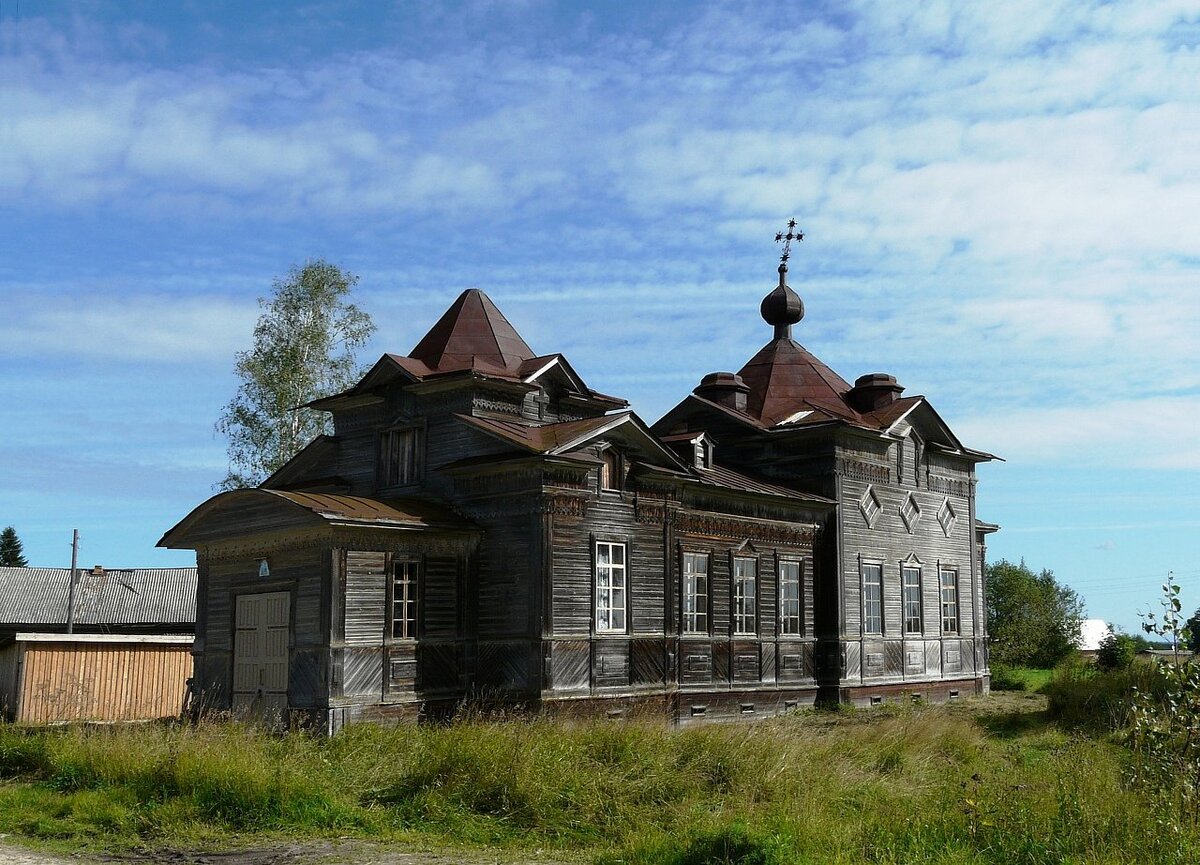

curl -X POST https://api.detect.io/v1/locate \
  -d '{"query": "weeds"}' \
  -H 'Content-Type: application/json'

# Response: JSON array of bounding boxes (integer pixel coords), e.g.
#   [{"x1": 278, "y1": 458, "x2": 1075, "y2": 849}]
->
[{"x1": 0, "y1": 700, "x2": 1198, "y2": 863}]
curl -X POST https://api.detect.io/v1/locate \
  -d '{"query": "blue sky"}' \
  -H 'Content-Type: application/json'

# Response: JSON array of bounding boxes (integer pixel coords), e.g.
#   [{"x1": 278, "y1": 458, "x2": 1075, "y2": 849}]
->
[{"x1": 1, "y1": 1, "x2": 1197, "y2": 635}]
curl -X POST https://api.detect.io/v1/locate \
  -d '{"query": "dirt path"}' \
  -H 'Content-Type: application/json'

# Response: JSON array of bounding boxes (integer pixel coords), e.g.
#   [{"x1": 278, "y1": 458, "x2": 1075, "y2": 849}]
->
[{"x1": 0, "y1": 839, "x2": 581, "y2": 865}]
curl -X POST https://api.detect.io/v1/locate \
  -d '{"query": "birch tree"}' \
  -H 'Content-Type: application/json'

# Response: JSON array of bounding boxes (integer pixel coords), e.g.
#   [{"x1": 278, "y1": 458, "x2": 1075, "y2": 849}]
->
[{"x1": 216, "y1": 260, "x2": 375, "y2": 490}]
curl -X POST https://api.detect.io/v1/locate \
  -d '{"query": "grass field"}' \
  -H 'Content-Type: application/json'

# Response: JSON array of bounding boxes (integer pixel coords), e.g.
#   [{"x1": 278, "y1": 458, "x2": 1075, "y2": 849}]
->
[{"x1": 0, "y1": 691, "x2": 1195, "y2": 865}]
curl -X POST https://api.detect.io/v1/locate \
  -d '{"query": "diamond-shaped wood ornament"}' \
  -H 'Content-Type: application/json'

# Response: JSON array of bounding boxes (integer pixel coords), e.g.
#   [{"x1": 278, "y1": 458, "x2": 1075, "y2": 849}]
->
[
  {"x1": 859, "y1": 485, "x2": 882, "y2": 528},
  {"x1": 899, "y1": 492, "x2": 922, "y2": 533},
  {"x1": 937, "y1": 498, "x2": 958, "y2": 536}
]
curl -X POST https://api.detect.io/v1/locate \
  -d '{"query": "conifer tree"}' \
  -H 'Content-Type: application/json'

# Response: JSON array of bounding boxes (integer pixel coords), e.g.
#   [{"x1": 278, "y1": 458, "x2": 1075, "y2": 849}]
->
[{"x1": 0, "y1": 526, "x2": 28, "y2": 567}]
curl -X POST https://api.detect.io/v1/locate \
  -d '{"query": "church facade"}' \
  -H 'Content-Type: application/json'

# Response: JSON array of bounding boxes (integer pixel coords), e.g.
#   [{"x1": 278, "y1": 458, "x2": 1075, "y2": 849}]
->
[{"x1": 161, "y1": 253, "x2": 997, "y2": 731}]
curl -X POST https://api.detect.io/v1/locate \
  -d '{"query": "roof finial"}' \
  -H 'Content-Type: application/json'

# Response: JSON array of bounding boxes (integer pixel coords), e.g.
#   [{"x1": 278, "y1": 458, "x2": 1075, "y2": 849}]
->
[
  {"x1": 774, "y1": 218, "x2": 804, "y2": 276},
  {"x1": 762, "y1": 218, "x2": 805, "y2": 338}
]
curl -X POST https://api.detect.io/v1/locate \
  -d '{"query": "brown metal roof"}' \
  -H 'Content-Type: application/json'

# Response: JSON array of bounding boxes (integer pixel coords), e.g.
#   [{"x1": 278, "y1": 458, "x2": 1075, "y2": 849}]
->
[
  {"x1": 692, "y1": 464, "x2": 833, "y2": 502},
  {"x1": 409, "y1": 288, "x2": 535, "y2": 375},
  {"x1": 0, "y1": 567, "x2": 196, "y2": 629},
  {"x1": 263, "y1": 490, "x2": 472, "y2": 528},
  {"x1": 456, "y1": 412, "x2": 630, "y2": 454},
  {"x1": 737, "y1": 337, "x2": 859, "y2": 427}
]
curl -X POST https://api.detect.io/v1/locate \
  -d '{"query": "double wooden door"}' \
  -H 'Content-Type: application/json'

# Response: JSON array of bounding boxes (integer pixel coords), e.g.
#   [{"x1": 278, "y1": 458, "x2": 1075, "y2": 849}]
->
[{"x1": 233, "y1": 592, "x2": 290, "y2": 723}]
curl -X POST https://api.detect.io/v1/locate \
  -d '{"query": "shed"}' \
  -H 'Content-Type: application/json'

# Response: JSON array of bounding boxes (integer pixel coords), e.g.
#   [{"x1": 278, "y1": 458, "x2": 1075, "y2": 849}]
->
[{"x1": 0, "y1": 633, "x2": 193, "y2": 723}]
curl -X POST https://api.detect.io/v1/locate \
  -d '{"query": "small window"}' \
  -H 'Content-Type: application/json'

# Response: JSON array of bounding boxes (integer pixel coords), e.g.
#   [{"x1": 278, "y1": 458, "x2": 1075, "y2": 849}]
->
[
  {"x1": 902, "y1": 565, "x2": 922, "y2": 634},
  {"x1": 381, "y1": 427, "x2": 420, "y2": 486},
  {"x1": 941, "y1": 568, "x2": 960, "y2": 634},
  {"x1": 595, "y1": 541, "x2": 627, "y2": 633},
  {"x1": 863, "y1": 562, "x2": 883, "y2": 635},
  {"x1": 733, "y1": 556, "x2": 757, "y2": 635},
  {"x1": 682, "y1": 552, "x2": 709, "y2": 634},
  {"x1": 779, "y1": 559, "x2": 802, "y2": 635},
  {"x1": 391, "y1": 559, "x2": 418, "y2": 639},
  {"x1": 600, "y1": 449, "x2": 622, "y2": 490}
]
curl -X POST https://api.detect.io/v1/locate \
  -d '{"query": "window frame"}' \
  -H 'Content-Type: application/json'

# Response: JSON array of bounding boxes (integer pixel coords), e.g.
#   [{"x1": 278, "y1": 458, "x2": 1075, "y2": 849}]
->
[
  {"x1": 862, "y1": 560, "x2": 884, "y2": 636},
  {"x1": 594, "y1": 540, "x2": 628, "y2": 634},
  {"x1": 732, "y1": 555, "x2": 758, "y2": 636},
  {"x1": 599, "y1": 447, "x2": 623, "y2": 492},
  {"x1": 681, "y1": 550, "x2": 710, "y2": 635},
  {"x1": 379, "y1": 425, "x2": 423, "y2": 488},
  {"x1": 778, "y1": 558, "x2": 803, "y2": 636},
  {"x1": 940, "y1": 567, "x2": 960, "y2": 635},
  {"x1": 902, "y1": 564, "x2": 923, "y2": 635},
  {"x1": 390, "y1": 558, "x2": 419, "y2": 640}
]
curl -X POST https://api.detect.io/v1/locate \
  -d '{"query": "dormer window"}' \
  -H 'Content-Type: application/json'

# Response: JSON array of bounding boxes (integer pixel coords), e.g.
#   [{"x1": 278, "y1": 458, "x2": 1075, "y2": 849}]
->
[
  {"x1": 694, "y1": 436, "x2": 714, "y2": 470},
  {"x1": 380, "y1": 427, "x2": 421, "y2": 487},
  {"x1": 600, "y1": 448, "x2": 623, "y2": 491}
]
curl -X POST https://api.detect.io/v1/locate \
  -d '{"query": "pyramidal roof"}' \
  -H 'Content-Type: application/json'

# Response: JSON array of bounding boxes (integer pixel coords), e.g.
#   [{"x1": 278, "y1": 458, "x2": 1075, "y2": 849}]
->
[
  {"x1": 737, "y1": 337, "x2": 857, "y2": 426},
  {"x1": 409, "y1": 288, "x2": 535, "y2": 375}
]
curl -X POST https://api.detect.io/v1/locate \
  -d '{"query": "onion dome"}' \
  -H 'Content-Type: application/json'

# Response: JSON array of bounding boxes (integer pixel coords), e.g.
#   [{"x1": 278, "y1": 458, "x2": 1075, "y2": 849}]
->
[{"x1": 760, "y1": 262, "x2": 804, "y2": 339}]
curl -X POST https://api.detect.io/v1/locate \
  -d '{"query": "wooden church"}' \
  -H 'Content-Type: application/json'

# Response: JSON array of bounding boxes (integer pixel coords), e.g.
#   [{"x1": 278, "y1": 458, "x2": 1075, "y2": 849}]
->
[{"x1": 161, "y1": 240, "x2": 997, "y2": 731}]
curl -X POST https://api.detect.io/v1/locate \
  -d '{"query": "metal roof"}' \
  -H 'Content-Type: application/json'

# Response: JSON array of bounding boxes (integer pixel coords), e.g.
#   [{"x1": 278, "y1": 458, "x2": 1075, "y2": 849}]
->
[{"x1": 0, "y1": 567, "x2": 196, "y2": 628}]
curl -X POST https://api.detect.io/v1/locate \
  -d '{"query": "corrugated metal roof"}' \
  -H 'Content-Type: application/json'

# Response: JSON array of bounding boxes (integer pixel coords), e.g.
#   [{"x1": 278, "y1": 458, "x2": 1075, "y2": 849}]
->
[{"x1": 0, "y1": 567, "x2": 196, "y2": 628}]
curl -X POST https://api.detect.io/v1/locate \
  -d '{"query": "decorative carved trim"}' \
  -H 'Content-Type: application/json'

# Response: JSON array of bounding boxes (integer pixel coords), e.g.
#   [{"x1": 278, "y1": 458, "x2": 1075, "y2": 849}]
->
[
  {"x1": 540, "y1": 493, "x2": 589, "y2": 517},
  {"x1": 635, "y1": 500, "x2": 669, "y2": 525},
  {"x1": 928, "y1": 474, "x2": 971, "y2": 497},
  {"x1": 198, "y1": 527, "x2": 477, "y2": 561},
  {"x1": 836, "y1": 458, "x2": 891, "y2": 484},
  {"x1": 675, "y1": 511, "x2": 817, "y2": 546}
]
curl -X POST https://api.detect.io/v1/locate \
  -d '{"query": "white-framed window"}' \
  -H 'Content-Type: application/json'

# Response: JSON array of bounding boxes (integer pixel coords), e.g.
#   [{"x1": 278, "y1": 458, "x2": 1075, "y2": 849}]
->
[
  {"x1": 863, "y1": 562, "x2": 883, "y2": 635},
  {"x1": 595, "y1": 541, "x2": 627, "y2": 633},
  {"x1": 733, "y1": 556, "x2": 757, "y2": 635},
  {"x1": 779, "y1": 559, "x2": 802, "y2": 635},
  {"x1": 682, "y1": 551, "x2": 709, "y2": 634},
  {"x1": 381, "y1": 427, "x2": 420, "y2": 486},
  {"x1": 391, "y1": 559, "x2": 419, "y2": 639},
  {"x1": 941, "y1": 567, "x2": 959, "y2": 634},
  {"x1": 902, "y1": 565, "x2": 922, "y2": 634}
]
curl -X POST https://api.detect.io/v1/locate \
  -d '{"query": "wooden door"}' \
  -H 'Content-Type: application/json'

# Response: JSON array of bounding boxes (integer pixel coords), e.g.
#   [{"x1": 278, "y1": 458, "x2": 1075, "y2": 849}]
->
[{"x1": 233, "y1": 592, "x2": 290, "y2": 724}]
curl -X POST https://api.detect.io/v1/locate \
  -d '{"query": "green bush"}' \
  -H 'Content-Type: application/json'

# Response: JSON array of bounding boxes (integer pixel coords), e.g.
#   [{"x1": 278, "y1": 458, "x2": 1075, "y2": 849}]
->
[{"x1": 1096, "y1": 631, "x2": 1138, "y2": 670}]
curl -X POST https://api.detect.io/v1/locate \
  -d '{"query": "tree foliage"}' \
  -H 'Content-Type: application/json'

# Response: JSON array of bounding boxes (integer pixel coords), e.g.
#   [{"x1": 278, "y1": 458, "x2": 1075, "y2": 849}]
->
[
  {"x1": 0, "y1": 526, "x2": 27, "y2": 567},
  {"x1": 1185, "y1": 606, "x2": 1200, "y2": 655},
  {"x1": 1096, "y1": 628, "x2": 1138, "y2": 671},
  {"x1": 986, "y1": 558, "x2": 1084, "y2": 668},
  {"x1": 216, "y1": 260, "x2": 375, "y2": 490}
]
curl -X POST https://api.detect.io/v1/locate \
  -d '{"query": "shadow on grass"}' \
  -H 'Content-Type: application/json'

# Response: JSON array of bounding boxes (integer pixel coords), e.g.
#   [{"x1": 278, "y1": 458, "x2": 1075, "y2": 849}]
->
[{"x1": 976, "y1": 708, "x2": 1052, "y2": 739}]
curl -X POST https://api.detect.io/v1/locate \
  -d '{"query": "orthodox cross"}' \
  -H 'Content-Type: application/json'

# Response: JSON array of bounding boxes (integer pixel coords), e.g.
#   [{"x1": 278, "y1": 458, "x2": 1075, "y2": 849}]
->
[{"x1": 775, "y1": 218, "x2": 804, "y2": 265}]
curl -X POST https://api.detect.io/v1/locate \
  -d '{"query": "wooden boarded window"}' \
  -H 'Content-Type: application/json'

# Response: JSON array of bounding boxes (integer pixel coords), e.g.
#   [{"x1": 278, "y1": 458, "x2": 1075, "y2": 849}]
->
[
  {"x1": 863, "y1": 562, "x2": 883, "y2": 635},
  {"x1": 381, "y1": 428, "x2": 420, "y2": 486},
  {"x1": 391, "y1": 559, "x2": 419, "y2": 639},
  {"x1": 595, "y1": 542, "x2": 627, "y2": 633},
  {"x1": 600, "y1": 449, "x2": 622, "y2": 491},
  {"x1": 940, "y1": 568, "x2": 959, "y2": 634},
  {"x1": 682, "y1": 552, "x2": 709, "y2": 634},
  {"x1": 779, "y1": 559, "x2": 802, "y2": 635},
  {"x1": 903, "y1": 566, "x2": 923, "y2": 634},
  {"x1": 733, "y1": 557, "x2": 757, "y2": 635}
]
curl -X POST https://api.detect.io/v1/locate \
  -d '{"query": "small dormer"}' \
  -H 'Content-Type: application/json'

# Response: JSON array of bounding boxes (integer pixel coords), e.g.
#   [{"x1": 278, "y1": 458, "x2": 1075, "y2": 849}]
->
[{"x1": 660, "y1": 431, "x2": 716, "y2": 470}]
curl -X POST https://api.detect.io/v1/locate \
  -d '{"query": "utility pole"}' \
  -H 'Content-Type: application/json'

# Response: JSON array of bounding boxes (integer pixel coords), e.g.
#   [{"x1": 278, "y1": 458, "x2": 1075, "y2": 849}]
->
[{"x1": 66, "y1": 528, "x2": 79, "y2": 635}]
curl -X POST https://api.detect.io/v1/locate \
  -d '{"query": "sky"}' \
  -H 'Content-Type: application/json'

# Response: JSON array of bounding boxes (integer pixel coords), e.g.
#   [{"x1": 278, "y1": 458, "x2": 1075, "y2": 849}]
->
[{"x1": 0, "y1": 0, "x2": 1197, "y2": 636}]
